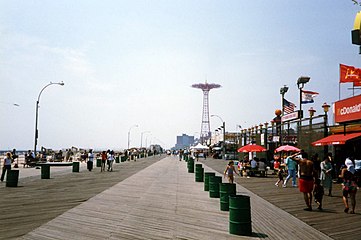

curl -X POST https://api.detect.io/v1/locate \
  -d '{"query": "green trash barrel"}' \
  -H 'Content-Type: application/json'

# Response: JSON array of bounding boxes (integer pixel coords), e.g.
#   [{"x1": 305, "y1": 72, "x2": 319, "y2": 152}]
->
[
  {"x1": 121, "y1": 156, "x2": 125, "y2": 162},
  {"x1": 41, "y1": 165, "x2": 50, "y2": 179},
  {"x1": 115, "y1": 156, "x2": 120, "y2": 163},
  {"x1": 195, "y1": 164, "x2": 204, "y2": 182},
  {"x1": 220, "y1": 183, "x2": 237, "y2": 211},
  {"x1": 204, "y1": 172, "x2": 216, "y2": 191},
  {"x1": 187, "y1": 158, "x2": 194, "y2": 173},
  {"x1": 6, "y1": 169, "x2": 19, "y2": 187},
  {"x1": 229, "y1": 195, "x2": 252, "y2": 236},
  {"x1": 209, "y1": 175, "x2": 222, "y2": 198},
  {"x1": 96, "y1": 159, "x2": 101, "y2": 167},
  {"x1": 72, "y1": 162, "x2": 80, "y2": 172}
]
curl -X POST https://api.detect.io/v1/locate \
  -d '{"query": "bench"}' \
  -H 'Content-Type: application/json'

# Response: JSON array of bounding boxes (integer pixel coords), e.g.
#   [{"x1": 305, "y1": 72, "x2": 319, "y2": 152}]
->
[
  {"x1": 248, "y1": 168, "x2": 267, "y2": 177},
  {"x1": 23, "y1": 159, "x2": 39, "y2": 168},
  {"x1": 35, "y1": 162, "x2": 75, "y2": 179}
]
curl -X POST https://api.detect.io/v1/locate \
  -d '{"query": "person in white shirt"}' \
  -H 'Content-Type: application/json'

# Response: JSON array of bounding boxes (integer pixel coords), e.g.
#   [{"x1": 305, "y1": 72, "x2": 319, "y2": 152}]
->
[
  {"x1": 1, "y1": 152, "x2": 12, "y2": 182},
  {"x1": 107, "y1": 150, "x2": 115, "y2": 172},
  {"x1": 87, "y1": 149, "x2": 94, "y2": 171}
]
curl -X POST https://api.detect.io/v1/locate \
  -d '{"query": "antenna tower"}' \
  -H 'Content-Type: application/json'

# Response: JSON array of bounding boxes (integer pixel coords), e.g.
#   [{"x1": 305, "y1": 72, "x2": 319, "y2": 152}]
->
[{"x1": 191, "y1": 81, "x2": 221, "y2": 144}]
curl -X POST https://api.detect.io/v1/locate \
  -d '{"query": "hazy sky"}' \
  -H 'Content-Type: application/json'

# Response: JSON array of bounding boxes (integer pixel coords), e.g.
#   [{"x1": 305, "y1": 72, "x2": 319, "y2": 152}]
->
[{"x1": 1, "y1": 1, "x2": 360, "y2": 150}]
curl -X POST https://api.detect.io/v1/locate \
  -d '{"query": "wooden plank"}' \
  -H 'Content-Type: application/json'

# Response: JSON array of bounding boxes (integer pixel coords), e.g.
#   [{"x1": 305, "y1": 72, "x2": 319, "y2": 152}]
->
[
  {"x1": 0, "y1": 156, "x2": 164, "y2": 239},
  {"x1": 20, "y1": 157, "x2": 331, "y2": 240}
]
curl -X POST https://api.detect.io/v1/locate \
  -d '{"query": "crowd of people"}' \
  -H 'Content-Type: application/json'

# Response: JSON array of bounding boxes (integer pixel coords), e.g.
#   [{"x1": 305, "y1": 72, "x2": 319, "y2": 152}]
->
[
  {"x1": 1, "y1": 148, "x2": 162, "y2": 181},
  {"x1": 272, "y1": 151, "x2": 360, "y2": 213},
  {"x1": 220, "y1": 150, "x2": 360, "y2": 214}
]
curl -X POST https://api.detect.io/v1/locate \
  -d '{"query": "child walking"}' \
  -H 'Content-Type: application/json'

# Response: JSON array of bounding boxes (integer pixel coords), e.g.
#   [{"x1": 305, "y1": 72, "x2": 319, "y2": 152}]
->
[
  {"x1": 313, "y1": 178, "x2": 324, "y2": 210},
  {"x1": 275, "y1": 168, "x2": 284, "y2": 187},
  {"x1": 224, "y1": 160, "x2": 239, "y2": 184}
]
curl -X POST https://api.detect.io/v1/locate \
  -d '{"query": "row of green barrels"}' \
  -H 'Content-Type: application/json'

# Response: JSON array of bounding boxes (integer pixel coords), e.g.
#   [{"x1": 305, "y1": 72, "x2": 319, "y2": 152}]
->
[
  {"x1": 5, "y1": 161, "x2": 82, "y2": 187},
  {"x1": 187, "y1": 161, "x2": 252, "y2": 236},
  {"x1": 7, "y1": 153, "x2": 152, "y2": 187}
]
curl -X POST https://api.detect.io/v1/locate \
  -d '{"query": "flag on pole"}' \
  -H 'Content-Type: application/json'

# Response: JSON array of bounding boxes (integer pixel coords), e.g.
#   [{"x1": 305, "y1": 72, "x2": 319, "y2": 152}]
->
[
  {"x1": 283, "y1": 98, "x2": 296, "y2": 114},
  {"x1": 340, "y1": 64, "x2": 361, "y2": 83},
  {"x1": 301, "y1": 90, "x2": 319, "y2": 104}
]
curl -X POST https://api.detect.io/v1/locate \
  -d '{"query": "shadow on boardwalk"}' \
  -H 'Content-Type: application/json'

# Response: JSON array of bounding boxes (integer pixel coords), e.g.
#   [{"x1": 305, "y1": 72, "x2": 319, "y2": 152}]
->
[{"x1": 200, "y1": 158, "x2": 361, "y2": 240}]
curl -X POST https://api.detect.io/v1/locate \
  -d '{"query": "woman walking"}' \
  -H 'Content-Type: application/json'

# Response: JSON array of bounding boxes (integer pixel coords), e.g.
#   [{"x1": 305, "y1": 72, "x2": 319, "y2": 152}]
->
[
  {"x1": 1, "y1": 152, "x2": 12, "y2": 182},
  {"x1": 339, "y1": 163, "x2": 357, "y2": 214},
  {"x1": 320, "y1": 156, "x2": 333, "y2": 196}
]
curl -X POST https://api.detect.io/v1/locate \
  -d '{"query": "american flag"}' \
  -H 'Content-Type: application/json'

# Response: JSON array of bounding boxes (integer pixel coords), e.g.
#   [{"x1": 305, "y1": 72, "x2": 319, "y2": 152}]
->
[{"x1": 283, "y1": 98, "x2": 296, "y2": 114}]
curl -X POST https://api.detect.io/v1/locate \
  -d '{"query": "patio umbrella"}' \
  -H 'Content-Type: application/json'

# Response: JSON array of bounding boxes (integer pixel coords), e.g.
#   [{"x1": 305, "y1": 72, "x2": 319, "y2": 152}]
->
[
  {"x1": 237, "y1": 144, "x2": 266, "y2": 153},
  {"x1": 274, "y1": 145, "x2": 300, "y2": 153}
]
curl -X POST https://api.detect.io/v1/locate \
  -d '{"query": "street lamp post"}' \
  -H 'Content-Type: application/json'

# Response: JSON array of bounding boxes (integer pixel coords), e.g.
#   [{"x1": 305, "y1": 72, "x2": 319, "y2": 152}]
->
[
  {"x1": 140, "y1": 131, "x2": 150, "y2": 148},
  {"x1": 145, "y1": 134, "x2": 152, "y2": 149},
  {"x1": 264, "y1": 122, "x2": 269, "y2": 150},
  {"x1": 297, "y1": 76, "x2": 310, "y2": 147},
  {"x1": 211, "y1": 114, "x2": 225, "y2": 160},
  {"x1": 34, "y1": 82, "x2": 64, "y2": 156},
  {"x1": 280, "y1": 85, "x2": 289, "y2": 145},
  {"x1": 127, "y1": 125, "x2": 138, "y2": 150},
  {"x1": 322, "y1": 102, "x2": 330, "y2": 157}
]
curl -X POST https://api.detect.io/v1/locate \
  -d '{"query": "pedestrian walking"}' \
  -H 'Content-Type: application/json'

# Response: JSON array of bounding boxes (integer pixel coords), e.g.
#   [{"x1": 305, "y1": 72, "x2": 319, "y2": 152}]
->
[
  {"x1": 320, "y1": 156, "x2": 333, "y2": 196},
  {"x1": 275, "y1": 168, "x2": 284, "y2": 187},
  {"x1": 339, "y1": 157, "x2": 358, "y2": 214},
  {"x1": 283, "y1": 152, "x2": 298, "y2": 188},
  {"x1": 107, "y1": 150, "x2": 115, "y2": 172},
  {"x1": 87, "y1": 149, "x2": 94, "y2": 171},
  {"x1": 291, "y1": 151, "x2": 314, "y2": 211},
  {"x1": 224, "y1": 160, "x2": 239, "y2": 184},
  {"x1": 100, "y1": 151, "x2": 107, "y2": 172},
  {"x1": 313, "y1": 178, "x2": 324, "y2": 210},
  {"x1": 1, "y1": 152, "x2": 12, "y2": 182}
]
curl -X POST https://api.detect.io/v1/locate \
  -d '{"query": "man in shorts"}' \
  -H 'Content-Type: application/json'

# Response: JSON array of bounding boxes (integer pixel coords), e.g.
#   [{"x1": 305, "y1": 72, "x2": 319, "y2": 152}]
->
[{"x1": 291, "y1": 151, "x2": 314, "y2": 211}]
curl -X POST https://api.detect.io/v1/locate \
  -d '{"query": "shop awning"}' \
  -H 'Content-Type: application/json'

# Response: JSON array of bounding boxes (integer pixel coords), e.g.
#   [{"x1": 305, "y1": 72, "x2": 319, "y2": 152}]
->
[{"x1": 312, "y1": 132, "x2": 361, "y2": 146}]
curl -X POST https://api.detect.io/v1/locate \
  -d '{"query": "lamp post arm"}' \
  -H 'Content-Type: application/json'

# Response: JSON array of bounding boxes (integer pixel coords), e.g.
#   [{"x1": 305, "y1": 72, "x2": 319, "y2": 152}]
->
[{"x1": 34, "y1": 81, "x2": 64, "y2": 156}]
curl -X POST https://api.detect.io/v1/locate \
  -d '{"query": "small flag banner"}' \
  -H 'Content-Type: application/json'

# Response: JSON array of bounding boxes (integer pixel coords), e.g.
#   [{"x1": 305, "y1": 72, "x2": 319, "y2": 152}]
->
[{"x1": 301, "y1": 90, "x2": 319, "y2": 104}]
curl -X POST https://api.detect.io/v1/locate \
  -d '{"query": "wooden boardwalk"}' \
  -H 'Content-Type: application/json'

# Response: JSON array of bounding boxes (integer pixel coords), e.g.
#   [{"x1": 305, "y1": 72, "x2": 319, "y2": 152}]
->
[
  {"x1": 16, "y1": 156, "x2": 331, "y2": 240},
  {"x1": 200, "y1": 158, "x2": 361, "y2": 240},
  {"x1": 0, "y1": 156, "x2": 164, "y2": 239}
]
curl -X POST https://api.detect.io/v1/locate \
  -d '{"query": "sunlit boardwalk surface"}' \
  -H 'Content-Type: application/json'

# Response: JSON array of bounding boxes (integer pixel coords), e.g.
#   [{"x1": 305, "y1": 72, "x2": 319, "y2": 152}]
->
[{"x1": 18, "y1": 156, "x2": 331, "y2": 240}]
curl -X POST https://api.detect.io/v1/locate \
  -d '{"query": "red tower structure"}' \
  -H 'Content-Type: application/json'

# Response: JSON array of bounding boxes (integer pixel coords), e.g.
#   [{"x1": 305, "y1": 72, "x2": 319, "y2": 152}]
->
[{"x1": 192, "y1": 81, "x2": 221, "y2": 144}]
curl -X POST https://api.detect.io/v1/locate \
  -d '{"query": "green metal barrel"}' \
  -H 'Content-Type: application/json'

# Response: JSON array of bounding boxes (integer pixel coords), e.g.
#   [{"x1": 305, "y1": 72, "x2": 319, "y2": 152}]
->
[
  {"x1": 204, "y1": 172, "x2": 216, "y2": 191},
  {"x1": 96, "y1": 159, "x2": 101, "y2": 167},
  {"x1": 115, "y1": 156, "x2": 120, "y2": 163},
  {"x1": 187, "y1": 158, "x2": 194, "y2": 173},
  {"x1": 229, "y1": 195, "x2": 252, "y2": 236},
  {"x1": 220, "y1": 183, "x2": 237, "y2": 211},
  {"x1": 195, "y1": 164, "x2": 204, "y2": 182},
  {"x1": 209, "y1": 175, "x2": 222, "y2": 198},
  {"x1": 6, "y1": 169, "x2": 19, "y2": 187},
  {"x1": 72, "y1": 162, "x2": 80, "y2": 172},
  {"x1": 41, "y1": 165, "x2": 50, "y2": 179}
]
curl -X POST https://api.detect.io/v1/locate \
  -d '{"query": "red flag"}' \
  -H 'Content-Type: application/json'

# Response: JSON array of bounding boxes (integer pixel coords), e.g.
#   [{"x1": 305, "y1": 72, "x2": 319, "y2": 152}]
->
[{"x1": 340, "y1": 64, "x2": 361, "y2": 83}]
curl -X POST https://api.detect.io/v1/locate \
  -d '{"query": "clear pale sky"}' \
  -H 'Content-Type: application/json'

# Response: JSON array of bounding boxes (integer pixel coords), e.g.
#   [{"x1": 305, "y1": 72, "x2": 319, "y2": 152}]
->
[{"x1": 1, "y1": 1, "x2": 360, "y2": 150}]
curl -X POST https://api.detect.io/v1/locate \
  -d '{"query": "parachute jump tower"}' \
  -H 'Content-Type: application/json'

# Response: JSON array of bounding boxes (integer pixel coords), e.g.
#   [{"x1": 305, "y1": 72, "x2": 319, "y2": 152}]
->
[{"x1": 191, "y1": 81, "x2": 221, "y2": 144}]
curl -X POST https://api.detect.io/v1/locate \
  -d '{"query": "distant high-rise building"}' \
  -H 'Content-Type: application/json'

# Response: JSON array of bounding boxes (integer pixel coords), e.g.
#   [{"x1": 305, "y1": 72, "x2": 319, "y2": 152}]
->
[{"x1": 174, "y1": 134, "x2": 194, "y2": 150}]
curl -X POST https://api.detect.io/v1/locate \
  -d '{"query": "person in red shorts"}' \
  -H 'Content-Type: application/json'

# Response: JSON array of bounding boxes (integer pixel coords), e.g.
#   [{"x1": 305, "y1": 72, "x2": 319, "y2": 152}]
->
[{"x1": 290, "y1": 151, "x2": 315, "y2": 211}]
